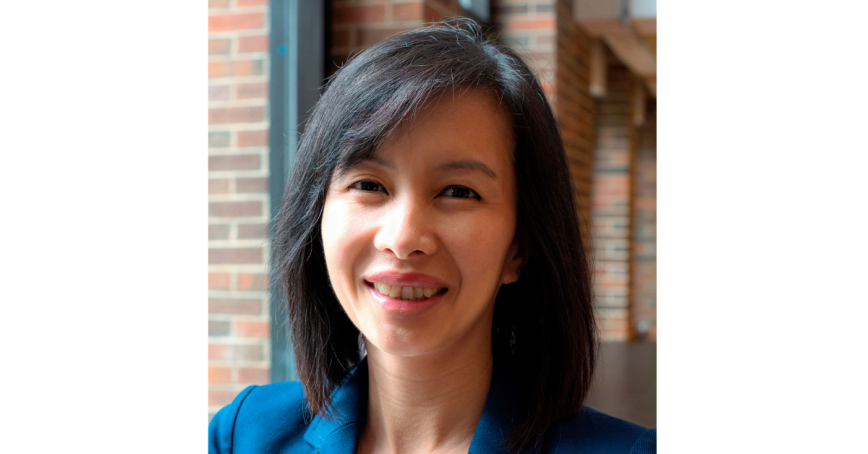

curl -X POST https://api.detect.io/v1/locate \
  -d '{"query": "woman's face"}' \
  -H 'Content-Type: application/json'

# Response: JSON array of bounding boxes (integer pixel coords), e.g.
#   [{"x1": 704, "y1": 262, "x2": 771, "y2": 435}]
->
[{"x1": 321, "y1": 89, "x2": 522, "y2": 358}]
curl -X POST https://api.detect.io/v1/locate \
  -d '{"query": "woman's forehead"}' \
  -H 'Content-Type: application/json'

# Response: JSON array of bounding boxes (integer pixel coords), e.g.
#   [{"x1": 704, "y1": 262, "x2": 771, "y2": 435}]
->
[{"x1": 370, "y1": 89, "x2": 514, "y2": 169}]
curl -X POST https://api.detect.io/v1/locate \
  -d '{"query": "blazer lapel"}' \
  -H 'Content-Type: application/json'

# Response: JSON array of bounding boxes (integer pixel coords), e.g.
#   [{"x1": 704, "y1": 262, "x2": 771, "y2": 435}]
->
[
  {"x1": 303, "y1": 359, "x2": 369, "y2": 454},
  {"x1": 468, "y1": 359, "x2": 542, "y2": 454}
]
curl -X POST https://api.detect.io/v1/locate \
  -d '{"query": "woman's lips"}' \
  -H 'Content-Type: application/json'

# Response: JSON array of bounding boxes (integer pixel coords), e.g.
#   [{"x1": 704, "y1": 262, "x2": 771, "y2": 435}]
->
[
  {"x1": 362, "y1": 271, "x2": 448, "y2": 289},
  {"x1": 364, "y1": 280, "x2": 445, "y2": 315}
]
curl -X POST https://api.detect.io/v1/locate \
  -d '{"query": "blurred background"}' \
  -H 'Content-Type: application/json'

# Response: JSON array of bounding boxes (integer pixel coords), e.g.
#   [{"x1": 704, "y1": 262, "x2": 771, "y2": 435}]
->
[{"x1": 208, "y1": 0, "x2": 656, "y2": 428}]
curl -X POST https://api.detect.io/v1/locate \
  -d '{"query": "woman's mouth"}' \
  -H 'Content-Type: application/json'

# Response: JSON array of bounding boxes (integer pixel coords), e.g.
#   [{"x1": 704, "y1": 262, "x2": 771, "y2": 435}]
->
[{"x1": 365, "y1": 281, "x2": 447, "y2": 301}]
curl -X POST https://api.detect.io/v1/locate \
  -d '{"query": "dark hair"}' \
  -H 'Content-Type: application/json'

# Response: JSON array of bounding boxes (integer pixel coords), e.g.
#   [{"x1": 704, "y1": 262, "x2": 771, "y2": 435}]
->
[{"x1": 272, "y1": 19, "x2": 596, "y2": 452}]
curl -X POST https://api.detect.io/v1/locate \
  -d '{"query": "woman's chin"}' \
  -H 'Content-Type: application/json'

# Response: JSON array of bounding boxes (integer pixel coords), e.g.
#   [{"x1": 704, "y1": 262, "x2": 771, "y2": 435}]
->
[{"x1": 363, "y1": 326, "x2": 446, "y2": 358}]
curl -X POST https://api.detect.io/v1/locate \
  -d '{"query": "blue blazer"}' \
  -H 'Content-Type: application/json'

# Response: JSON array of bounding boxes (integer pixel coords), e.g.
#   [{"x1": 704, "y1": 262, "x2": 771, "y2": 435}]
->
[{"x1": 209, "y1": 358, "x2": 656, "y2": 453}]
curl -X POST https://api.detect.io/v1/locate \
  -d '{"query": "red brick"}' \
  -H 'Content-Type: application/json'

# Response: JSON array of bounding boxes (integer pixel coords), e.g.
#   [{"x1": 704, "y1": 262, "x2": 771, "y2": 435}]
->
[
  {"x1": 243, "y1": 345, "x2": 265, "y2": 361},
  {"x1": 424, "y1": 5, "x2": 443, "y2": 23},
  {"x1": 332, "y1": 29, "x2": 350, "y2": 48},
  {"x1": 209, "y1": 179, "x2": 229, "y2": 194},
  {"x1": 209, "y1": 39, "x2": 231, "y2": 54},
  {"x1": 534, "y1": 35, "x2": 555, "y2": 46},
  {"x1": 209, "y1": 344, "x2": 229, "y2": 360},
  {"x1": 393, "y1": 2, "x2": 423, "y2": 21},
  {"x1": 209, "y1": 321, "x2": 230, "y2": 337},
  {"x1": 208, "y1": 62, "x2": 230, "y2": 78},
  {"x1": 357, "y1": 28, "x2": 406, "y2": 46},
  {"x1": 237, "y1": 177, "x2": 267, "y2": 193},
  {"x1": 209, "y1": 344, "x2": 264, "y2": 361},
  {"x1": 238, "y1": 367, "x2": 270, "y2": 384},
  {"x1": 333, "y1": 5, "x2": 386, "y2": 24},
  {"x1": 239, "y1": 35, "x2": 269, "y2": 53},
  {"x1": 209, "y1": 154, "x2": 261, "y2": 171},
  {"x1": 209, "y1": 106, "x2": 265, "y2": 124},
  {"x1": 237, "y1": 321, "x2": 269, "y2": 338},
  {"x1": 209, "y1": 298, "x2": 262, "y2": 314},
  {"x1": 238, "y1": 129, "x2": 268, "y2": 146},
  {"x1": 209, "y1": 367, "x2": 231, "y2": 384},
  {"x1": 236, "y1": 83, "x2": 268, "y2": 100},
  {"x1": 208, "y1": 60, "x2": 264, "y2": 78},
  {"x1": 209, "y1": 85, "x2": 230, "y2": 102},
  {"x1": 238, "y1": 223, "x2": 268, "y2": 239},
  {"x1": 209, "y1": 201, "x2": 262, "y2": 217},
  {"x1": 535, "y1": 4, "x2": 555, "y2": 14},
  {"x1": 504, "y1": 18, "x2": 555, "y2": 30},
  {"x1": 209, "y1": 272, "x2": 230, "y2": 290},
  {"x1": 635, "y1": 199, "x2": 656, "y2": 209},
  {"x1": 209, "y1": 390, "x2": 237, "y2": 406},
  {"x1": 237, "y1": 60, "x2": 263, "y2": 77},
  {"x1": 238, "y1": 0, "x2": 267, "y2": 5},
  {"x1": 209, "y1": 13, "x2": 264, "y2": 32},
  {"x1": 238, "y1": 273, "x2": 268, "y2": 291},
  {"x1": 209, "y1": 224, "x2": 230, "y2": 240},
  {"x1": 494, "y1": 4, "x2": 529, "y2": 15},
  {"x1": 209, "y1": 248, "x2": 263, "y2": 264}
]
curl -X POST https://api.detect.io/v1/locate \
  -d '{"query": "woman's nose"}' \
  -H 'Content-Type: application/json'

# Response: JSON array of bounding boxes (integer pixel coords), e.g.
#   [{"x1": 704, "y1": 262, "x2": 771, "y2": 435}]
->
[{"x1": 373, "y1": 196, "x2": 437, "y2": 260}]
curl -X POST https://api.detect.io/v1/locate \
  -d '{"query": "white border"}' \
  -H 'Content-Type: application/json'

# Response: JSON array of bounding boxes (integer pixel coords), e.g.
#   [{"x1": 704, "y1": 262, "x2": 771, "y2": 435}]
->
[
  {"x1": 1, "y1": 1, "x2": 207, "y2": 451},
  {"x1": 661, "y1": 0, "x2": 868, "y2": 452}
]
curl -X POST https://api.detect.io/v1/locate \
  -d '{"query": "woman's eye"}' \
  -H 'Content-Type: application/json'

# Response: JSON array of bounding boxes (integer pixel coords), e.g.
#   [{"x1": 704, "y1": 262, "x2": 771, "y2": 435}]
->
[
  {"x1": 349, "y1": 180, "x2": 385, "y2": 193},
  {"x1": 441, "y1": 186, "x2": 480, "y2": 200}
]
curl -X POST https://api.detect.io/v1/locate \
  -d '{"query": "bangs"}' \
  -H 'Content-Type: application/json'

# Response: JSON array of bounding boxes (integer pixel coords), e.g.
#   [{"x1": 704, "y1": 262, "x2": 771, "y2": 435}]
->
[
  {"x1": 333, "y1": 84, "x2": 441, "y2": 178},
  {"x1": 324, "y1": 27, "x2": 504, "y2": 178},
  {"x1": 334, "y1": 85, "x2": 503, "y2": 178}
]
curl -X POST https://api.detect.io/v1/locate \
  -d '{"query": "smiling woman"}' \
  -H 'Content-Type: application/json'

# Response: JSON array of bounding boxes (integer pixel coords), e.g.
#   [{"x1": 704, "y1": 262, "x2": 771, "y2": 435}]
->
[
  {"x1": 209, "y1": 19, "x2": 656, "y2": 454},
  {"x1": 322, "y1": 89, "x2": 521, "y2": 356}
]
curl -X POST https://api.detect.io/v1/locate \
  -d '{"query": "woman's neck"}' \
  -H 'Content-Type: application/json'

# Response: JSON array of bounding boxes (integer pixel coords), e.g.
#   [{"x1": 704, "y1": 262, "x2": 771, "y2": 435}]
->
[{"x1": 358, "y1": 331, "x2": 493, "y2": 454}]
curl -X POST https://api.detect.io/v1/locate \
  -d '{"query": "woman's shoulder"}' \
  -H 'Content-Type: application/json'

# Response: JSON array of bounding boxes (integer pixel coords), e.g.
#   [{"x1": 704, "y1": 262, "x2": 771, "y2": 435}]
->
[
  {"x1": 208, "y1": 381, "x2": 312, "y2": 454},
  {"x1": 543, "y1": 407, "x2": 656, "y2": 454}
]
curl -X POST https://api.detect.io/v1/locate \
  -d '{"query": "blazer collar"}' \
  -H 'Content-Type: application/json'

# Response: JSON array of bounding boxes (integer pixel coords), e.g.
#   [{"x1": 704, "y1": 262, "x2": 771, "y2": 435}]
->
[
  {"x1": 303, "y1": 359, "x2": 369, "y2": 454},
  {"x1": 303, "y1": 356, "x2": 541, "y2": 454},
  {"x1": 467, "y1": 357, "x2": 543, "y2": 454}
]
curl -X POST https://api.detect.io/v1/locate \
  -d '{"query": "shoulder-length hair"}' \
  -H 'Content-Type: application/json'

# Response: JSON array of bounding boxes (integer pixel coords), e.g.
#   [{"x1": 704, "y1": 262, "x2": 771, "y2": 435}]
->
[{"x1": 272, "y1": 19, "x2": 596, "y2": 452}]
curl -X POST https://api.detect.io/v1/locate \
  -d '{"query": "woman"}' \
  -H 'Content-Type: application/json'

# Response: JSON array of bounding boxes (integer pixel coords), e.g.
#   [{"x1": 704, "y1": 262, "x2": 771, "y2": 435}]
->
[{"x1": 209, "y1": 19, "x2": 656, "y2": 454}]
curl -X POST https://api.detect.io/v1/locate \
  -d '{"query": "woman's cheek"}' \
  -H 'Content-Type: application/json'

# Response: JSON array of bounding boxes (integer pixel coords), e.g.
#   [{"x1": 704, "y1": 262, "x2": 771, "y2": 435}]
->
[
  {"x1": 322, "y1": 202, "x2": 356, "y2": 278},
  {"x1": 323, "y1": 200, "x2": 366, "y2": 254},
  {"x1": 453, "y1": 211, "x2": 514, "y2": 272}
]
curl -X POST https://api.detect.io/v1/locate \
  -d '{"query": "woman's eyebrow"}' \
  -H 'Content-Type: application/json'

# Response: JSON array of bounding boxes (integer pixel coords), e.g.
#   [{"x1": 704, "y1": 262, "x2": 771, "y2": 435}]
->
[
  {"x1": 335, "y1": 155, "x2": 391, "y2": 179},
  {"x1": 364, "y1": 155, "x2": 393, "y2": 169},
  {"x1": 432, "y1": 159, "x2": 498, "y2": 180},
  {"x1": 352, "y1": 156, "x2": 497, "y2": 180}
]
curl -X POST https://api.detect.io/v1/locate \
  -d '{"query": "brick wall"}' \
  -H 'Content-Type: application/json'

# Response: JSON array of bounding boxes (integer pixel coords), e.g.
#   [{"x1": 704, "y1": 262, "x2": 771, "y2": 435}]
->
[
  {"x1": 208, "y1": 0, "x2": 272, "y2": 419},
  {"x1": 553, "y1": 0, "x2": 595, "y2": 248},
  {"x1": 329, "y1": 0, "x2": 484, "y2": 76},
  {"x1": 495, "y1": 0, "x2": 603, "y2": 329},
  {"x1": 330, "y1": 1, "x2": 424, "y2": 76},
  {"x1": 633, "y1": 101, "x2": 656, "y2": 340},
  {"x1": 492, "y1": 1, "x2": 557, "y2": 101},
  {"x1": 590, "y1": 62, "x2": 638, "y2": 341}
]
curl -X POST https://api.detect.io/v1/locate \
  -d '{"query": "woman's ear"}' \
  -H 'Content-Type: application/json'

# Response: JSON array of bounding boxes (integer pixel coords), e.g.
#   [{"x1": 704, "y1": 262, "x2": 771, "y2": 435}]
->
[{"x1": 500, "y1": 238, "x2": 524, "y2": 285}]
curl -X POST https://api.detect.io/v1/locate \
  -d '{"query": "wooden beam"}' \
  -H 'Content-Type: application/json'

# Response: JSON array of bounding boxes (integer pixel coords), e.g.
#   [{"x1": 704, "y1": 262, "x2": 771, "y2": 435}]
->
[
  {"x1": 604, "y1": 30, "x2": 655, "y2": 78},
  {"x1": 590, "y1": 39, "x2": 608, "y2": 98}
]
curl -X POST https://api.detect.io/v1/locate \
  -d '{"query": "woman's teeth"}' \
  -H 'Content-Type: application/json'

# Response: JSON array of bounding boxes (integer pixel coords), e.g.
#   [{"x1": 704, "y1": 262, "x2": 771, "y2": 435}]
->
[{"x1": 372, "y1": 283, "x2": 442, "y2": 301}]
